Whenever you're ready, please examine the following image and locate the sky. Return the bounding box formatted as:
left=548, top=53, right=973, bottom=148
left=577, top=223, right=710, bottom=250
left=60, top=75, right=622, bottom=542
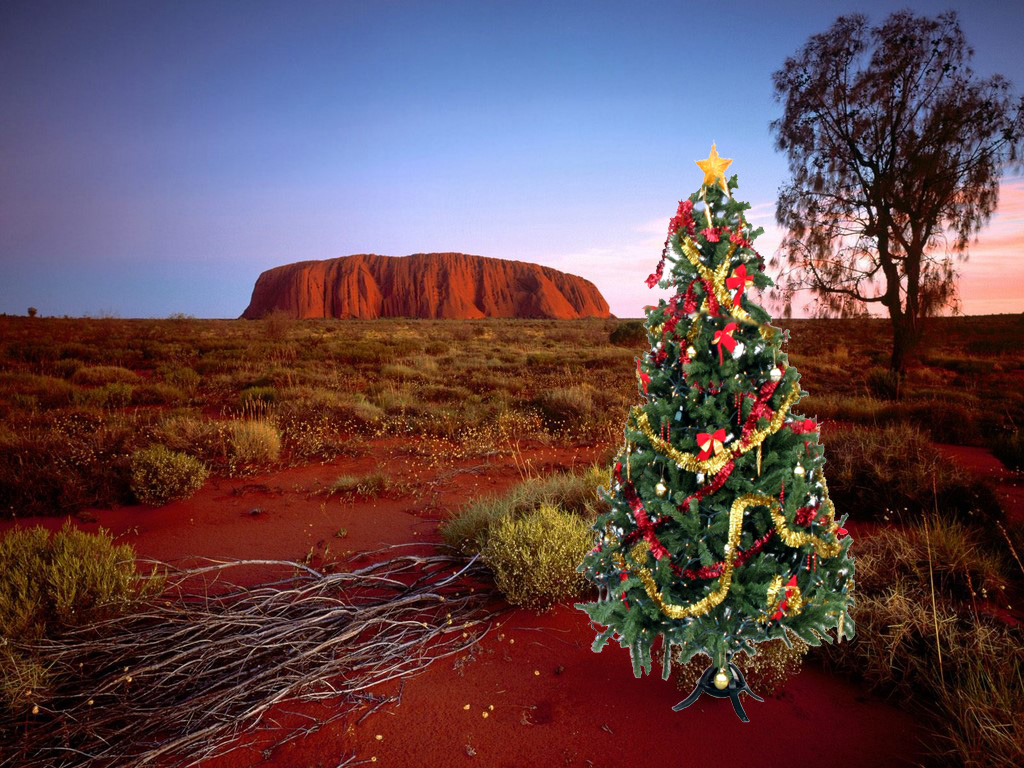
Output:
left=1, top=0, right=1023, bottom=319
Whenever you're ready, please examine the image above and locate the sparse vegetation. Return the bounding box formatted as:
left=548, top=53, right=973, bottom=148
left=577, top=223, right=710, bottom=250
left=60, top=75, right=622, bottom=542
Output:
left=442, top=465, right=608, bottom=555
left=820, top=520, right=1023, bottom=767
left=226, top=419, right=282, bottom=473
left=0, top=522, right=162, bottom=712
left=481, top=503, right=593, bottom=611
left=129, top=445, right=209, bottom=506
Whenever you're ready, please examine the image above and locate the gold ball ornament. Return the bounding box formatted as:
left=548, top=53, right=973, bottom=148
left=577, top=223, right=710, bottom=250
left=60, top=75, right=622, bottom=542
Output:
left=714, top=669, right=730, bottom=690
left=686, top=346, right=697, bottom=358
left=769, top=366, right=783, bottom=382
left=654, top=481, right=668, bottom=497
left=794, top=464, right=805, bottom=477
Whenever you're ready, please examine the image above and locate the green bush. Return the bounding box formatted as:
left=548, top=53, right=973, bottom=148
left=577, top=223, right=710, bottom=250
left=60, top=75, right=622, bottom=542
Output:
left=531, top=385, right=596, bottom=431
left=240, top=385, right=277, bottom=407
left=129, top=445, right=209, bottom=505
left=70, top=365, right=139, bottom=386
left=825, top=424, right=989, bottom=521
left=325, top=470, right=406, bottom=498
left=0, top=522, right=162, bottom=712
left=131, top=381, right=186, bottom=406
left=609, top=320, right=646, bottom=347
left=98, top=380, right=135, bottom=408
left=481, top=503, right=593, bottom=611
left=865, top=366, right=902, bottom=399
left=226, top=419, right=282, bottom=471
left=442, top=466, right=607, bottom=555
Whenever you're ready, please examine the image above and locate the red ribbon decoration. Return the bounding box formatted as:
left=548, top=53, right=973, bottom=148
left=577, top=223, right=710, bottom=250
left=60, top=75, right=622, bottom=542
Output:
left=636, top=359, right=650, bottom=393
left=623, top=484, right=670, bottom=560
left=696, top=428, right=727, bottom=460
left=725, top=264, right=754, bottom=307
left=788, top=418, right=817, bottom=435
left=682, top=530, right=775, bottom=580
left=712, top=322, right=738, bottom=365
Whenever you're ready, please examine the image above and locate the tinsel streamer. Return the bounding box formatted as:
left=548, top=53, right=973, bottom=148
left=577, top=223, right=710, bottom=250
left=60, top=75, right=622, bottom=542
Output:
left=614, top=493, right=767, bottom=619
left=701, top=278, right=720, bottom=316
left=768, top=476, right=844, bottom=558
left=682, top=530, right=775, bottom=580
left=629, top=381, right=801, bottom=475
left=679, top=237, right=774, bottom=340
left=623, top=483, right=670, bottom=560
left=621, top=461, right=735, bottom=549
left=682, top=280, right=698, bottom=314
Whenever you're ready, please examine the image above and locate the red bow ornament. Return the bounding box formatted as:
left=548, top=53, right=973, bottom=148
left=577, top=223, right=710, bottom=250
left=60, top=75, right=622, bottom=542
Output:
left=636, top=359, right=651, bottom=393
left=725, top=265, right=754, bottom=307
left=696, top=428, right=727, bottom=460
left=772, top=573, right=799, bottom=620
left=712, top=322, right=738, bottom=365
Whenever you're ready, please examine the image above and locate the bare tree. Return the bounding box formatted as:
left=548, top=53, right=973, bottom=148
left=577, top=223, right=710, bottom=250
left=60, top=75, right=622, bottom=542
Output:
left=770, top=10, right=1023, bottom=375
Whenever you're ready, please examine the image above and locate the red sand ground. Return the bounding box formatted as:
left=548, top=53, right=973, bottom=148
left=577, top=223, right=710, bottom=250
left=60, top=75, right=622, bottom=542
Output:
left=3, top=438, right=947, bottom=767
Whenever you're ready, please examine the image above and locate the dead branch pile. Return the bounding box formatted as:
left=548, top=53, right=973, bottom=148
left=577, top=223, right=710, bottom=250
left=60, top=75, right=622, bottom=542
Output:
left=1, top=551, right=494, bottom=768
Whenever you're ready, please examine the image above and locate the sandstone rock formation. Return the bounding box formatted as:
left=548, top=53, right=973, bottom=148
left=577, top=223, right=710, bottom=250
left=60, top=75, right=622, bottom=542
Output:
left=241, top=253, right=611, bottom=320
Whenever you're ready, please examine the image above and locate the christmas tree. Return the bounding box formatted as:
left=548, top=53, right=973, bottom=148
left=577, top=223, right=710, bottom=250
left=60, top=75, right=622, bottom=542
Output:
left=577, top=145, right=855, bottom=721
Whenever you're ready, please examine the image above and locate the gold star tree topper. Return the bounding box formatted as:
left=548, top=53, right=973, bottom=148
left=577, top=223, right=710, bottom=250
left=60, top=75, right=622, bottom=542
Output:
left=696, top=143, right=733, bottom=197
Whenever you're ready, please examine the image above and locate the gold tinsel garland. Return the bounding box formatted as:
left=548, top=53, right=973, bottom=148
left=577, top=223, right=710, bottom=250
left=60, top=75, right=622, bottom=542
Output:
left=629, top=380, right=801, bottom=475
left=678, top=237, right=774, bottom=340
left=614, top=492, right=761, bottom=619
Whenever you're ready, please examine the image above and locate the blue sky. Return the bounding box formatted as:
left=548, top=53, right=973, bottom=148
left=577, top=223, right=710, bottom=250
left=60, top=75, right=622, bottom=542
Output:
left=2, top=0, right=1023, bottom=317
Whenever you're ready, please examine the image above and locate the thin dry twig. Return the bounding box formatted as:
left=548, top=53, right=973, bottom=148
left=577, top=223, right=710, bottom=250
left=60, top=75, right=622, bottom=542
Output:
left=1, top=551, right=494, bottom=768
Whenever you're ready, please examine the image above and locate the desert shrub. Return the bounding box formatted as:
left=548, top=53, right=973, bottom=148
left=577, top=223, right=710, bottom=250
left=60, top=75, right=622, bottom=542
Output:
left=442, top=466, right=607, bottom=555
left=159, top=365, right=200, bottom=392
left=819, top=523, right=1023, bottom=767
left=420, top=384, right=473, bottom=403
left=96, top=381, right=135, bottom=408
left=0, top=522, right=162, bottom=712
left=825, top=424, right=986, bottom=520
left=70, top=365, right=139, bottom=387
left=901, top=399, right=979, bottom=444
left=50, top=358, right=84, bottom=379
left=335, top=394, right=385, bottom=427
left=865, top=366, right=902, bottom=399
left=152, top=412, right=222, bottom=458
left=0, top=372, right=77, bottom=409
left=129, top=445, right=209, bottom=505
left=371, top=388, right=425, bottom=416
left=226, top=419, right=281, bottom=472
left=0, top=411, right=140, bottom=516
left=240, top=385, right=277, bottom=407
left=262, top=309, right=295, bottom=341
left=481, top=503, right=592, bottom=611
left=325, top=470, right=406, bottom=498
left=993, top=430, right=1024, bottom=471
left=609, top=320, right=647, bottom=347
left=380, top=362, right=431, bottom=381
left=131, top=381, right=185, bottom=406
left=531, top=385, right=596, bottom=431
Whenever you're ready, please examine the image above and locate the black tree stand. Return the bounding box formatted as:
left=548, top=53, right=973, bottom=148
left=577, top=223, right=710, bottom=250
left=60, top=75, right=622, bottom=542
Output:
left=673, top=658, right=763, bottom=722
